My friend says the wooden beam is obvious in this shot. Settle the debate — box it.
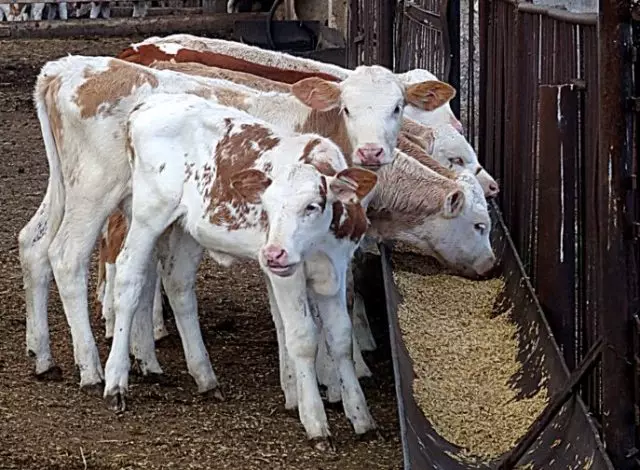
[0,12,266,40]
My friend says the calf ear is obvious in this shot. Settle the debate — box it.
[401,129,435,156]
[230,169,272,204]
[406,80,456,111]
[443,189,465,218]
[291,77,341,111]
[450,116,464,134]
[329,168,378,203]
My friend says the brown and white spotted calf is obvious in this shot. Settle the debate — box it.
[101,92,378,441]
[117,34,499,197]
[19,54,446,392]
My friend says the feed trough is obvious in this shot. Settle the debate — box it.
[355,202,615,470]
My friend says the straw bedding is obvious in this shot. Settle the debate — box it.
[393,253,549,462]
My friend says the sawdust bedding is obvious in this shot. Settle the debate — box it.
[391,245,549,463]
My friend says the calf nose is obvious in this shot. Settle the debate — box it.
[263,245,289,266]
[488,182,500,197]
[355,144,385,166]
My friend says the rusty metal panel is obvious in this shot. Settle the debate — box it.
[396,0,449,79]
[536,85,580,371]
[347,0,394,68]
[595,2,637,467]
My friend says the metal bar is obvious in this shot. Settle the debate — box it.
[496,338,605,470]
[597,0,637,467]
[516,2,598,25]
[446,0,460,117]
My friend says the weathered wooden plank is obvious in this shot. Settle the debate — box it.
[0,12,266,40]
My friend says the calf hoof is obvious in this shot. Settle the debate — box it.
[153,328,170,342]
[105,390,127,413]
[140,372,166,385]
[131,359,163,377]
[310,436,336,453]
[34,365,63,382]
[200,387,225,402]
[356,428,384,442]
[80,381,105,397]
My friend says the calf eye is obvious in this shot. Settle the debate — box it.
[474,223,487,234]
[342,107,350,117]
[306,203,321,214]
[449,157,465,166]
[393,105,401,114]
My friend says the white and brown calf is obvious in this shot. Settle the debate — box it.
[106,92,378,441]
[316,150,495,400]
[20,54,443,390]
[116,35,499,197]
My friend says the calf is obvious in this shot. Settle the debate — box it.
[117,35,499,197]
[105,92,377,442]
[20,55,445,390]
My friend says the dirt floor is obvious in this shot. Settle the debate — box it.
[0,37,401,469]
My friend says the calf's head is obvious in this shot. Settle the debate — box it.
[231,165,377,278]
[369,157,496,277]
[398,68,464,133]
[404,123,500,199]
[419,171,496,277]
[291,65,455,169]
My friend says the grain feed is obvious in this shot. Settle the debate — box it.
[393,262,549,462]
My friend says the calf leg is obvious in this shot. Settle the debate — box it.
[152,264,169,341]
[30,3,45,20]
[352,291,376,352]
[58,2,67,19]
[48,200,117,389]
[104,218,170,409]
[102,261,116,339]
[157,227,221,395]
[310,285,376,435]
[268,269,329,440]
[19,196,58,378]
[132,1,148,17]
[129,252,163,376]
[264,275,297,409]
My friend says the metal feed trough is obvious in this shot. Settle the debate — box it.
[356,203,613,469]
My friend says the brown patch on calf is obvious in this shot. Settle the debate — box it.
[94,210,128,317]
[298,138,338,176]
[119,44,341,84]
[208,119,280,230]
[74,59,159,119]
[295,108,353,166]
[215,88,250,111]
[330,202,369,242]
[150,61,292,94]
[318,176,327,211]
[117,44,175,65]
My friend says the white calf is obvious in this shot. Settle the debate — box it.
[106,93,377,441]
